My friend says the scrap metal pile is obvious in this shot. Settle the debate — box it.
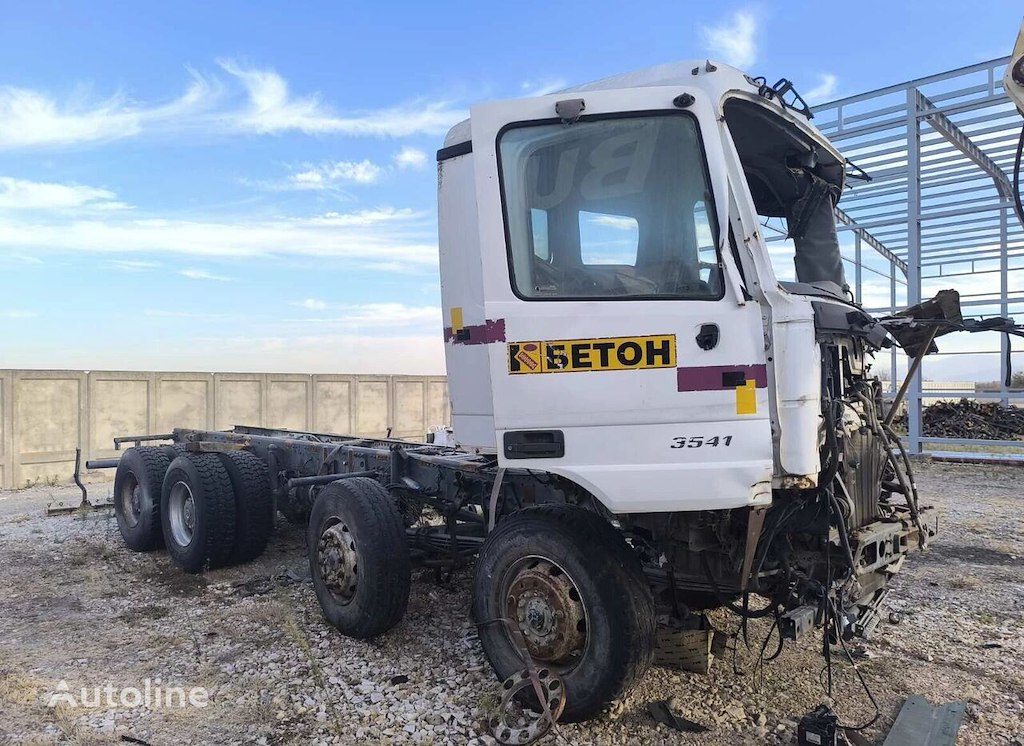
[894,398,1024,440]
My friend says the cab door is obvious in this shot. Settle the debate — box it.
[469,87,773,513]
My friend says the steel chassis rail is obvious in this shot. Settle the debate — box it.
[87,426,555,569]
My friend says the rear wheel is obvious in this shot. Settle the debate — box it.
[216,450,274,564]
[113,447,171,552]
[161,454,237,573]
[308,478,411,639]
[473,505,656,722]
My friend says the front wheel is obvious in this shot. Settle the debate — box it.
[472,505,656,723]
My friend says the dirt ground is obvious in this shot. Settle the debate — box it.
[0,461,1021,745]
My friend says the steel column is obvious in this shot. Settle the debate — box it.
[854,233,863,302]
[905,88,923,455]
[1000,206,1010,406]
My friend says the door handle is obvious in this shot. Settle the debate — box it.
[503,430,565,459]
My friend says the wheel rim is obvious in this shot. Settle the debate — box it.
[501,556,589,668]
[318,519,359,605]
[118,473,142,528]
[167,480,197,547]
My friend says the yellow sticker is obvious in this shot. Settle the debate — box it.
[508,335,676,374]
[735,379,757,415]
[449,307,464,333]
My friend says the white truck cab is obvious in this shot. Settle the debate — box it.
[439,61,843,514]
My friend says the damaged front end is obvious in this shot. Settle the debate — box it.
[749,285,1024,646]
[628,77,1024,676]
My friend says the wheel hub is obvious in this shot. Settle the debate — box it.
[505,560,586,663]
[167,481,197,547]
[319,523,358,602]
[182,497,195,531]
[119,475,142,528]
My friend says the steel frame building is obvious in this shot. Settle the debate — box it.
[766,57,1023,456]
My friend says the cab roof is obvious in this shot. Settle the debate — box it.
[441,60,809,150]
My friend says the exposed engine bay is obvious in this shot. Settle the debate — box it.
[626,314,934,645]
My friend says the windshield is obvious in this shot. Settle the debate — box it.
[498,113,723,300]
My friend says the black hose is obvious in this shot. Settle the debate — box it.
[828,490,857,571]
[818,347,841,490]
[820,409,840,490]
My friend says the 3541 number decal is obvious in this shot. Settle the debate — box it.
[670,435,733,449]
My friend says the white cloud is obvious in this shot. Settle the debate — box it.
[1,309,36,319]
[804,73,838,104]
[0,60,465,150]
[297,303,441,329]
[700,10,758,69]
[258,149,428,192]
[216,59,464,138]
[0,206,438,269]
[0,176,127,210]
[284,300,440,329]
[393,147,427,170]
[178,268,233,281]
[0,72,218,149]
[520,79,567,97]
[289,159,382,189]
[109,259,161,272]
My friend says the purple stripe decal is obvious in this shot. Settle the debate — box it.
[444,318,506,345]
[677,364,768,392]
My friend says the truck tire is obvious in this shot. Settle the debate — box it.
[472,504,656,722]
[216,450,274,564]
[113,447,171,552]
[308,477,411,639]
[160,443,187,461]
[161,454,237,573]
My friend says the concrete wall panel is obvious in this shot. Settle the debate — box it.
[13,372,85,487]
[425,380,450,431]
[356,379,389,437]
[215,376,263,430]
[156,376,211,433]
[0,371,11,489]
[313,377,352,434]
[268,377,310,431]
[90,375,150,457]
[394,379,425,438]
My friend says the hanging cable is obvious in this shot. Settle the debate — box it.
[834,621,882,731]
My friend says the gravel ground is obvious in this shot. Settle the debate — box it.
[0,461,1021,745]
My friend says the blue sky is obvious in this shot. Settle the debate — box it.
[0,1,1020,375]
